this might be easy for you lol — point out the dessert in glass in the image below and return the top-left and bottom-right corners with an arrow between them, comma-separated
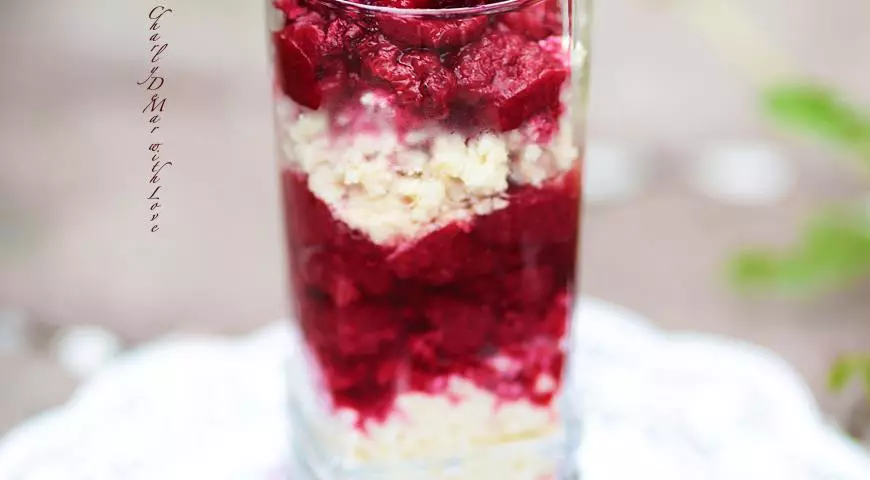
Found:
267,0 -> 590,476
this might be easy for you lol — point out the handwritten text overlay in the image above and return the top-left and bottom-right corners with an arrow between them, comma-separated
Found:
138,5 -> 173,233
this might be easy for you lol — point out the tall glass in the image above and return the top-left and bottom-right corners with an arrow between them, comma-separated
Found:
267,0 -> 590,477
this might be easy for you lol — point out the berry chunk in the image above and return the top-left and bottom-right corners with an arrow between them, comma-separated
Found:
359,36 -> 457,119
498,0 -> 561,41
423,297 -> 495,357
387,222 -> 478,284
376,0 -> 485,6
542,290 -> 570,338
378,15 -> 488,50
323,18 -> 367,57
495,310 -> 540,346
402,51 -> 459,119
503,265 -> 556,307
274,13 -> 327,109
274,0 -> 311,21
474,173 -> 580,245
274,28 -> 322,109
318,59 -> 354,100
454,32 -> 568,130
281,171 -> 340,247
303,299 -> 404,357
376,0 -> 432,7
302,254 -> 363,307
291,12 -> 327,58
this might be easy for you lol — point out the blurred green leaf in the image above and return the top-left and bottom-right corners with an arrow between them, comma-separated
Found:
762,83 -> 870,165
864,364 -> 870,400
830,356 -> 859,393
829,356 -> 870,399
729,208 -> 870,294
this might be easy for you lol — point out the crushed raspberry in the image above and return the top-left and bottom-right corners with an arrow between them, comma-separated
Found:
303,247 -> 395,301
281,169 -> 580,421
474,170 -> 580,245
281,171 -> 341,247
274,0 -> 311,21
274,0 -> 569,131
542,290 -> 571,338
358,37 -> 457,119
318,59 -> 354,101
322,302 -> 403,356
323,18 -> 367,57
274,27 -> 323,109
378,15 -> 488,50
423,296 -> 496,356
376,0 -> 433,7
376,0 -> 488,7
502,265 -> 556,307
520,108 -> 562,144
402,51 -> 459,119
454,32 -> 569,130
498,0 -> 561,40
387,222 -> 478,284
494,309 -> 541,346
291,12 -> 327,57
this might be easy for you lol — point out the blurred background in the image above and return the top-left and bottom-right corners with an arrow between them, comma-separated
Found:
1,0 -> 869,443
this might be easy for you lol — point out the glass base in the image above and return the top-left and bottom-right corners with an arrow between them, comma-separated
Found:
290,440 -> 581,480
285,321 -> 583,480
288,397 -> 582,480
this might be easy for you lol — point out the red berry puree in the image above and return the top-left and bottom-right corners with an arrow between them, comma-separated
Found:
273,0 -> 581,427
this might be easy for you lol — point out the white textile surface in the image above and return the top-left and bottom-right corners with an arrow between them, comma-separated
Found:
1,298 -> 869,480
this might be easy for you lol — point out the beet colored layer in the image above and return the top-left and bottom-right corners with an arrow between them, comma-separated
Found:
282,170 -> 580,422
272,0 -> 567,134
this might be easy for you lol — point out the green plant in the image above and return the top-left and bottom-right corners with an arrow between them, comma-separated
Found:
729,83 -> 870,295
761,84 -> 870,167
730,205 -> 870,295
830,355 -> 870,399
727,83 -> 870,404
650,0 -> 870,402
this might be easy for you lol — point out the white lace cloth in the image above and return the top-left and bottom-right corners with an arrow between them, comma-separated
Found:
2,298 -> 869,480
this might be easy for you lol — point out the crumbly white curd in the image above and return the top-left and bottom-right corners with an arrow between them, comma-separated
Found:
302,376 -> 564,480
274,94 -> 579,245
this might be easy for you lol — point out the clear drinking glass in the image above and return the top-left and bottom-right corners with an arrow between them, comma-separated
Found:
267,0 -> 590,477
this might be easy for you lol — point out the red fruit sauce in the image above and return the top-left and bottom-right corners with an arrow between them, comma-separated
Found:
274,0 -> 580,425
282,169 -> 580,422
273,0 -> 569,131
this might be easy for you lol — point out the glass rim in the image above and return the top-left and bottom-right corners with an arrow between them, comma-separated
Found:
310,0 -> 547,18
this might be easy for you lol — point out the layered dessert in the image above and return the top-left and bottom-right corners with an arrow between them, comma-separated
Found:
270,0 -> 586,477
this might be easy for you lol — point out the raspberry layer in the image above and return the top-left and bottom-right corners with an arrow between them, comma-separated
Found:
271,0 -> 574,133
282,165 -> 579,412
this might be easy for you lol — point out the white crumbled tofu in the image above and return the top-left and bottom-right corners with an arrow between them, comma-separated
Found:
274,92 -> 579,245
315,376 -> 562,480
